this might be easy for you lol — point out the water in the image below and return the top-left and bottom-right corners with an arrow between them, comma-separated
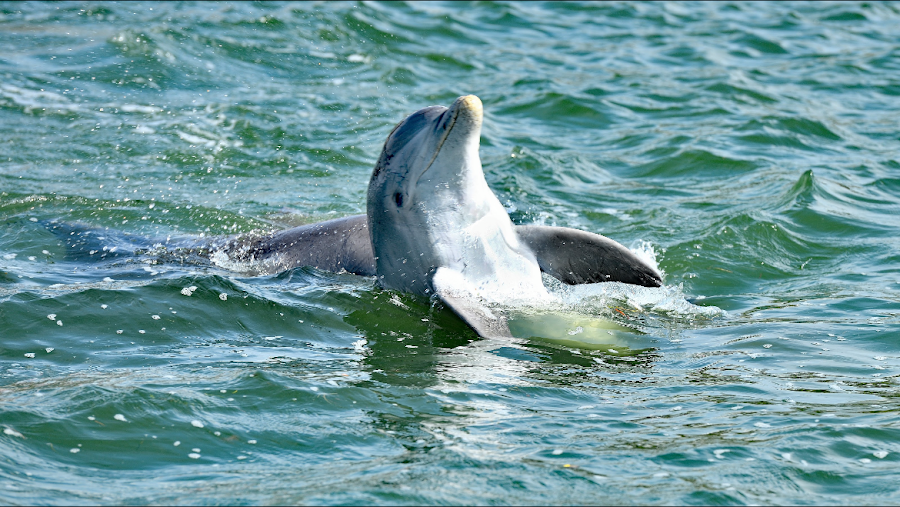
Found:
2,1 -> 900,504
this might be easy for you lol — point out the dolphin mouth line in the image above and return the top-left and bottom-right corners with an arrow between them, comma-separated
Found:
415,103 -> 461,187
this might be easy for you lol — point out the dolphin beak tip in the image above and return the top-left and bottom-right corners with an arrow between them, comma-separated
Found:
456,94 -> 483,120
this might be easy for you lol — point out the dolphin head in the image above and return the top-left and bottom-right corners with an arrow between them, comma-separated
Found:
368,95 -> 483,214
367,95 -> 535,297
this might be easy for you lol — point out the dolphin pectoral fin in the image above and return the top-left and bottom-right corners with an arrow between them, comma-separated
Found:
437,292 -> 514,339
432,268 -> 514,338
515,225 -> 662,288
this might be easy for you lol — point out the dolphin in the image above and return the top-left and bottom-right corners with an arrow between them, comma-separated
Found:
212,95 -> 661,337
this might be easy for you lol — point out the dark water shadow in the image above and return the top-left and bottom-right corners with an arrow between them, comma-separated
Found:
343,290 -> 662,391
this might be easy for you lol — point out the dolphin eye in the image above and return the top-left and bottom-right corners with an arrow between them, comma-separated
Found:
394,192 -> 404,207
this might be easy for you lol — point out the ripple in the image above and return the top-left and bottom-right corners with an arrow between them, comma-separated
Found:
3,1 -> 900,504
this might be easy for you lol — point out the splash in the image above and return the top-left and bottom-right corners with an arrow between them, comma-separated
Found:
629,239 -> 662,278
513,241 -> 722,320
207,239 -> 285,276
496,241 -> 723,347
548,277 -> 723,318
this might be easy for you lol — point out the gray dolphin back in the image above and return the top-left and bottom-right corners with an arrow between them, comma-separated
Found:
226,216 -> 661,287
214,212 -> 662,289
219,215 -> 375,276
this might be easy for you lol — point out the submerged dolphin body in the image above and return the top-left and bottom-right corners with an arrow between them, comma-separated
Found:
215,95 -> 661,337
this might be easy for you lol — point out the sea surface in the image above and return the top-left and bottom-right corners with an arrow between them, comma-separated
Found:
2,1 -> 900,505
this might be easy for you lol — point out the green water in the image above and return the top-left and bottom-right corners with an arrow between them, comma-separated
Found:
2,1 -> 900,504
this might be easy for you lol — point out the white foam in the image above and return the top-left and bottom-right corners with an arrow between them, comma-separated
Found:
2,425 -> 26,438
0,84 -> 83,114
120,104 -> 162,114
629,239 -> 662,277
209,244 -> 285,275
544,275 -> 723,320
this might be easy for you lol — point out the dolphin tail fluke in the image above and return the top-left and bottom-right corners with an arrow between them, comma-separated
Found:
432,267 -> 513,338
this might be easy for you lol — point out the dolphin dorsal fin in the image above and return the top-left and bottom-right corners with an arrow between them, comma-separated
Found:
432,267 -> 513,338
